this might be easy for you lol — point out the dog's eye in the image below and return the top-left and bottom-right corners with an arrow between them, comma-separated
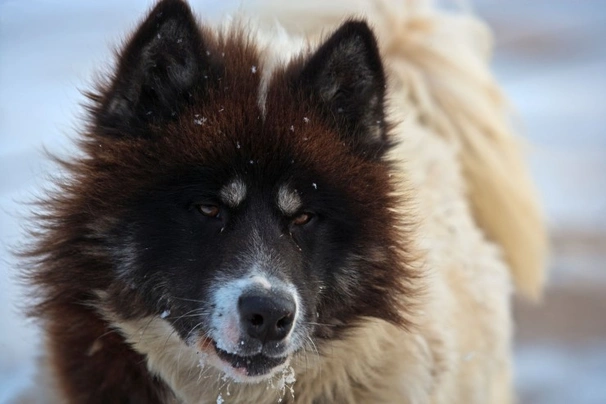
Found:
196,204 -> 220,218
292,212 -> 313,226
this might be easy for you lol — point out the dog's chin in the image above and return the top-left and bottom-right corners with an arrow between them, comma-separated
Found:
197,338 -> 291,383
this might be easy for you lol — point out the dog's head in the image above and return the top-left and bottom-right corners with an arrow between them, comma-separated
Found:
41,0 -> 416,383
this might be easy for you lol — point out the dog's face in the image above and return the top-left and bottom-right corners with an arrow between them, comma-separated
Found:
71,0 -> 412,383
112,157 -> 360,380
110,159 -> 368,380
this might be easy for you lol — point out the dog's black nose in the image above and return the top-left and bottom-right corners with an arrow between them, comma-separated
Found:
238,293 -> 296,343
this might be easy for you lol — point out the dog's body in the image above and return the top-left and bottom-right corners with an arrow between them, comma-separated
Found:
24,1 -> 547,403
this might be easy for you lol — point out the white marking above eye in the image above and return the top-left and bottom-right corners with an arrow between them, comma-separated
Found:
220,179 -> 247,207
277,185 -> 302,216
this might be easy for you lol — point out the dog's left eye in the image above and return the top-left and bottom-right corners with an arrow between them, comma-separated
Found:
196,204 -> 220,218
292,212 -> 313,226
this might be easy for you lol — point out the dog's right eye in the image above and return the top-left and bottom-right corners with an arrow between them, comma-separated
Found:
196,204 -> 220,218
292,212 -> 314,226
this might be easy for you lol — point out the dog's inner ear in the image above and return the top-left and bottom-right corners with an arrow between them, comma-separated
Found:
297,21 -> 388,157
97,0 -> 216,136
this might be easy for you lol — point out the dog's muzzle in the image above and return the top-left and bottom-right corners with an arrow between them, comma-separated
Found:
203,275 -> 301,379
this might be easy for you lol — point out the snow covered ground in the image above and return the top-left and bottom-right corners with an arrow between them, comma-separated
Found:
1,1 -> 604,402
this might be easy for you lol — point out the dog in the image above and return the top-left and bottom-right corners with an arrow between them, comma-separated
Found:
23,0 -> 547,402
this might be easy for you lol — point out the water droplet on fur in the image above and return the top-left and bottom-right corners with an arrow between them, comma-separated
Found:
289,125 -> 295,132
303,117 -> 309,124
206,50 -> 211,56
312,183 -> 317,190
275,366 -> 296,401
249,160 -> 254,165
177,38 -> 183,44
193,114 -> 207,125
160,310 -> 170,319
157,33 -> 162,39
236,141 -> 241,149
251,65 -> 257,74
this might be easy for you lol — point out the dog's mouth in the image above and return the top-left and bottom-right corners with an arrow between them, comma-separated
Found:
211,340 -> 289,377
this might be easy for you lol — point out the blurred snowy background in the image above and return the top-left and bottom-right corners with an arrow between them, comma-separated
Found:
0,0 -> 604,402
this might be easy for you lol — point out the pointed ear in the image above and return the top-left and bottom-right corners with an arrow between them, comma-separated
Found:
95,0 -> 216,136
297,21 -> 388,157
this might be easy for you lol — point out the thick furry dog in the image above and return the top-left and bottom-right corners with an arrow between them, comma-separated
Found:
24,0 -> 547,402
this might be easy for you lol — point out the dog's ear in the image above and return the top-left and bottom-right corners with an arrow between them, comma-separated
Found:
95,0 -> 217,136
297,20 -> 388,158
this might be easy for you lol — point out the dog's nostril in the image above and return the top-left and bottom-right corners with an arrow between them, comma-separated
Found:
276,313 -> 293,330
250,314 -> 264,327
239,293 -> 296,343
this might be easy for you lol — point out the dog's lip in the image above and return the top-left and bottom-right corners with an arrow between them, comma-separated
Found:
211,340 -> 288,377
